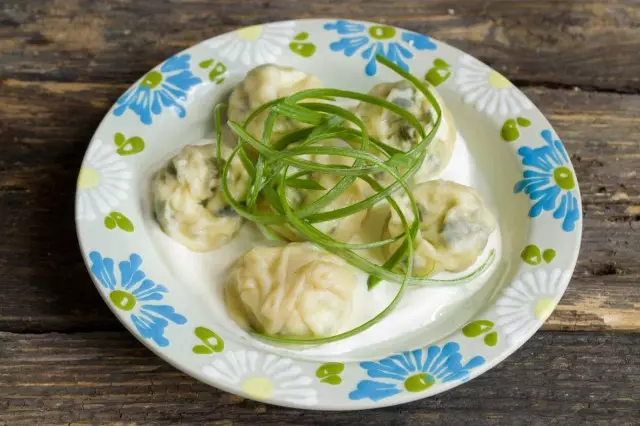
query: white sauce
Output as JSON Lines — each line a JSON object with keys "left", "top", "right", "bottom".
{"left": 147, "top": 130, "right": 503, "bottom": 361}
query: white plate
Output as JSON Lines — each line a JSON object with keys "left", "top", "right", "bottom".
{"left": 75, "top": 19, "right": 582, "bottom": 410}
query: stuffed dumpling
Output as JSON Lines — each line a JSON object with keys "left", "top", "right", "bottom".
{"left": 225, "top": 243, "right": 358, "bottom": 338}
{"left": 355, "top": 80, "right": 456, "bottom": 185}
{"left": 385, "top": 180, "right": 496, "bottom": 275}
{"left": 151, "top": 143, "right": 249, "bottom": 252}
{"left": 228, "top": 64, "right": 324, "bottom": 141}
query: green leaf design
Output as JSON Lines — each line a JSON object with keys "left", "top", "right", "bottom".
{"left": 462, "top": 320, "right": 494, "bottom": 338}
{"left": 104, "top": 212, "right": 134, "bottom": 232}
{"left": 116, "top": 136, "right": 145, "bottom": 156}
{"left": 104, "top": 216, "right": 117, "bottom": 230}
{"left": 501, "top": 119, "right": 520, "bottom": 142}
{"left": 433, "top": 58, "right": 450, "bottom": 68}
{"left": 192, "top": 345, "right": 213, "bottom": 355}
{"left": 484, "top": 331, "right": 498, "bottom": 347}
{"left": 316, "top": 362, "right": 345, "bottom": 378}
{"left": 289, "top": 42, "right": 316, "bottom": 58}
{"left": 517, "top": 117, "right": 531, "bottom": 127}
{"left": 521, "top": 244, "right": 542, "bottom": 265}
{"left": 294, "top": 32, "right": 309, "bottom": 41}
{"left": 425, "top": 58, "right": 452, "bottom": 86}
{"left": 543, "top": 248, "right": 556, "bottom": 263}
{"left": 209, "top": 62, "right": 227, "bottom": 84}
{"left": 320, "top": 375, "right": 342, "bottom": 385}
{"left": 199, "top": 59, "right": 214, "bottom": 69}
{"left": 316, "top": 362, "right": 344, "bottom": 385}
{"left": 192, "top": 326, "right": 224, "bottom": 354}
{"left": 114, "top": 132, "right": 126, "bottom": 147}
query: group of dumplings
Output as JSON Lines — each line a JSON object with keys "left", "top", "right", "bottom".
{"left": 149, "top": 64, "right": 496, "bottom": 339}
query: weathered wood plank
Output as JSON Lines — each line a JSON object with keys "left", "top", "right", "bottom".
{"left": 526, "top": 86, "right": 640, "bottom": 332}
{"left": 0, "top": 331, "right": 637, "bottom": 425}
{"left": 1, "top": 0, "right": 640, "bottom": 90}
{"left": 0, "top": 81, "right": 639, "bottom": 333}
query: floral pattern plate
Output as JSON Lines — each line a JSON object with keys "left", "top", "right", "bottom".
{"left": 75, "top": 19, "right": 582, "bottom": 410}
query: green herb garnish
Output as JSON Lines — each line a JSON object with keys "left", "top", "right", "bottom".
{"left": 217, "top": 55, "right": 493, "bottom": 344}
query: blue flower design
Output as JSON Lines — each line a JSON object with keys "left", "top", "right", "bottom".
{"left": 89, "top": 251, "right": 187, "bottom": 346}
{"left": 323, "top": 20, "right": 437, "bottom": 76}
{"left": 349, "top": 342, "right": 484, "bottom": 402}
{"left": 113, "top": 54, "right": 202, "bottom": 125}
{"left": 514, "top": 130, "right": 580, "bottom": 232}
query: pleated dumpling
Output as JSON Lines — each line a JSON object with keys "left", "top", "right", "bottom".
{"left": 151, "top": 143, "right": 249, "bottom": 252}
{"left": 386, "top": 180, "right": 496, "bottom": 275}
{"left": 225, "top": 243, "right": 357, "bottom": 338}
{"left": 355, "top": 80, "right": 456, "bottom": 185}
{"left": 228, "top": 64, "right": 324, "bottom": 141}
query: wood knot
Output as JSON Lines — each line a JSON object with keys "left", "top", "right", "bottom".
{"left": 592, "top": 261, "right": 623, "bottom": 276}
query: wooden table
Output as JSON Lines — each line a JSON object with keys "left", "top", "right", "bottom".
{"left": 1, "top": 1, "right": 639, "bottom": 424}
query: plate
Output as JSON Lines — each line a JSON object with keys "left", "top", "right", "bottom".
{"left": 75, "top": 19, "right": 582, "bottom": 410}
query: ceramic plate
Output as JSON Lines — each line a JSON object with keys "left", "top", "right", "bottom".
{"left": 75, "top": 19, "right": 582, "bottom": 410}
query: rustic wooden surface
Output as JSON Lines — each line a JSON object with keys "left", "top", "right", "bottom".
{"left": 0, "top": 332, "right": 638, "bottom": 425}
{"left": 0, "top": 0, "right": 639, "bottom": 424}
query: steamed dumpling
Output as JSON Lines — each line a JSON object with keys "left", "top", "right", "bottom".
{"left": 386, "top": 180, "right": 496, "bottom": 275}
{"left": 225, "top": 243, "right": 357, "bottom": 338}
{"left": 355, "top": 80, "right": 456, "bottom": 185}
{"left": 151, "top": 143, "right": 249, "bottom": 252}
{"left": 228, "top": 64, "right": 324, "bottom": 140}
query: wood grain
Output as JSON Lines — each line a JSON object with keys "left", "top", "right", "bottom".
{"left": 1, "top": 0, "right": 640, "bottom": 91}
{"left": 0, "top": 331, "right": 637, "bottom": 425}
{"left": 0, "top": 0, "right": 639, "bottom": 424}
{"left": 1, "top": 80, "right": 638, "bottom": 333}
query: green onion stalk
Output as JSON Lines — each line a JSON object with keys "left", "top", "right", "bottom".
{"left": 215, "top": 55, "right": 495, "bottom": 344}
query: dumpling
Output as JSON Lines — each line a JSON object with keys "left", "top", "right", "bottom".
{"left": 151, "top": 143, "right": 249, "bottom": 252}
{"left": 262, "top": 140, "right": 372, "bottom": 243}
{"left": 225, "top": 243, "right": 357, "bottom": 338}
{"left": 385, "top": 180, "right": 496, "bottom": 275}
{"left": 354, "top": 80, "right": 456, "bottom": 185}
{"left": 228, "top": 64, "right": 324, "bottom": 141}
